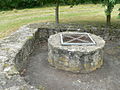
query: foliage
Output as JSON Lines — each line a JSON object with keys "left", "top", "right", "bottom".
{"left": 103, "top": 0, "right": 117, "bottom": 15}
{"left": 0, "top": 0, "right": 38, "bottom": 10}
{"left": 0, "top": 0, "right": 111, "bottom": 10}
{"left": 102, "top": 0, "right": 117, "bottom": 26}
{"left": 118, "top": 8, "right": 120, "bottom": 19}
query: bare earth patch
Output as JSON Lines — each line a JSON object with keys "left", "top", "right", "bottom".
{"left": 24, "top": 40, "right": 120, "bottom": 90}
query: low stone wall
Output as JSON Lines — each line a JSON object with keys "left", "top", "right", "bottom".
{"left": 0, "top": 25, "right": 39, "bottom": 90}
{"left": 0, "top": 22, "right": 120, "bottom": 90}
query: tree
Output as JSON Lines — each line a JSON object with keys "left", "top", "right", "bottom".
{"left": 54, "top": 0, "right": 78, "bottom": 24}
{"left": 55, "top": 0, "right": 60, "bottom": 24}
{"left": 103, "top": 0, "right": 117, "bottom": 27}
{"left": 118, "top": 8, "right": 120, "bottom": 18}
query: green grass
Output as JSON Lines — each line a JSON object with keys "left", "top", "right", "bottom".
{"left": 0, "top": 4, "right": 120, "bottom": 38}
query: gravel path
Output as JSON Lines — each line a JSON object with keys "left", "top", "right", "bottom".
{"left": 25, "top": 40, "right": 120, "bottom": 90}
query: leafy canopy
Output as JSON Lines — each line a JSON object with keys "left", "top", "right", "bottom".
{"left": 103, "top": 0, "right": 117, "bottom": 15}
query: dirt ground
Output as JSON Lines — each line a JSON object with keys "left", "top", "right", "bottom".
{"left": 24, "top": 40, "right": 120, "bottom": 90}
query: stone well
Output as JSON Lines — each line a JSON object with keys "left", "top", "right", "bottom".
{"left": 48, "top": 32, "right": 105, "bottom": 73}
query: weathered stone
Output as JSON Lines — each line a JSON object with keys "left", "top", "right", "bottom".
{"left": 5, "top": 85, "right": 38, "bottom": 90}
{"left": 48, "top": 32, "right": 105, "bottom": 73}
{"left": 0, "top": 73, "right": 7, "bottom": 86}
{"left": 0, "top": 22, "right": 119, "bottom": 89}
{"left": 0, "top": 85, "right": 3, "bottom": 90}
{"left": 3, "top": 65, "right": 19, "bottom": 76}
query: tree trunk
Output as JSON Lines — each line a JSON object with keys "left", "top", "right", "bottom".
{"left": 106, "top": 5, "right": 111, "bottom": 27}
{"left": 106, "top": 14, "right": 111, "bottom": 27}
{"left": 55, "top": 0, "right": 59, "bottom": 24}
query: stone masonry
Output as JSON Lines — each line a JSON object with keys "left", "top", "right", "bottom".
{"left": 0, "top": 22, "right": 119, "bottom": 89}
{"left": 48, "top": 32, "right": 105, "bottom": 73}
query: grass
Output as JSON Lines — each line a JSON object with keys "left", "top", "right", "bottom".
{"left": 0, "top": 4, "right": 120, "bottom": 38}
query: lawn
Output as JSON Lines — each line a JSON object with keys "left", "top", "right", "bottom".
{"left": 0, "top": 4, "right": 120, "bottom": 38}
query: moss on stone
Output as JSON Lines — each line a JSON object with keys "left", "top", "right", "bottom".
{"left": 69, "top": 66, "right": 80, "bottom": 72}
{"left": 48, "top": 59, "right": 53, "bottom": 64}
{"left": 4, "top": 66, "right": 19, "bottom": 75}
{"left": 64, "top": 61, "right": 69, "bottom": 66}
{"left": 90, "top": 66, "right": 97, "bottom": 71}
{"left": 37, "top": 85, "right": 45, "bottom": 90}
{"left": 9, "top": 66, "right": 19, "bottom": 75}
{"left": 90, "top": 59, "right": 103, "bottom": 71}
{"left": 28, "top": 36, "right": 33, "bottom": 40}
{"left": 48, "top": 57, "right": 103, "bottom": 73}
{"left": 97, "top": 59, "right": 103, "bottom": 68}
{"left": 3, "top": 63, "right": 10, "bottom": 69}
{"left": 1, "top": 48, "right": 10, "bottom": 51}
{"left": 59, "top": 57, "right": 68, "bottom": 62}
{"left": 84, "top": 63, "right": 91, "bottom": 71}
{"left": 83, "top": 59, "right": 103, "bottom": 72}
{"left": 55, "top": 65, "right": 65, "bottom": 70}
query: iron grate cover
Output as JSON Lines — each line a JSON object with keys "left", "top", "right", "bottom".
{"left": 60, "top": 33, "right": 96, "bottom": 46}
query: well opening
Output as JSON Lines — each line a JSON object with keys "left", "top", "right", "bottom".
{"left": 61, "top": 32, "right": 96, "bottom": 46}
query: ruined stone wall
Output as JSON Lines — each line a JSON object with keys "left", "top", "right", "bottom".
{"left": 0, "top": 25, "right": 39, "bottom": 90}
{"left": 0, "top": 22, "right": 120, "bottom": 90}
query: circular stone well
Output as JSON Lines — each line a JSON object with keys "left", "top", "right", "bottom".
{"left": 48, "top": 32, "right": 105, "bottom": 73}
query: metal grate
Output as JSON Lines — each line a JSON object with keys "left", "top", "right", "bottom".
{"left": 60, "top": 33, "right": 96, "bottom": 46}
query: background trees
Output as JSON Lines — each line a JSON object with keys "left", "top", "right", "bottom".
{"left": 54, "top": 0, "right": 76, "bottom": 24}
{"left": 0, "top": 0, "right": 119, "bottom": 26}
{"left": 1, "top": 0, "right": 119, "bottom": 10}
{"left": 118, "top": 8, "right": 120, "bottom": 18}
{"left": 54, "top": 0, "right": 118, "bottom": 26}
{"left": 103, "top": 0, "right": 117, "bottom": 27}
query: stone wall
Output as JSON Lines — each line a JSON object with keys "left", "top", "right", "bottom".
{"left": 48, "top": 32, "right": 105, "bottom": 73}
{"left": 0, "top": 22, "right": 120, "bottom": 90}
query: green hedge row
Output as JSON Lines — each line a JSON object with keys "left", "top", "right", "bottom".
{"left": 0, "top": 0, "right": 119, "bottom": 10}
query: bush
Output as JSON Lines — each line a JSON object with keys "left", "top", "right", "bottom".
{"left": 0, "top": 0, "right": 118, "bottom": 11}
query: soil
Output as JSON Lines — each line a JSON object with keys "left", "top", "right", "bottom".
{"left": 24, "top": 40, "right": 120, "bottom": 90}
